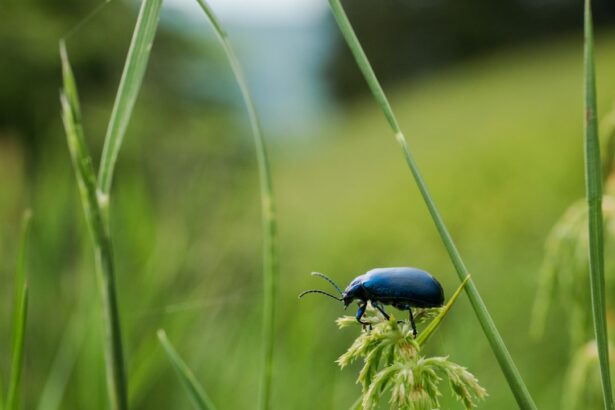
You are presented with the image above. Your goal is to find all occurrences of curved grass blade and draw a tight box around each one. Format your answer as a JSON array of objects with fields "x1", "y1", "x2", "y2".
[
  {"x1": 157, "y1": 330, "x2": 217, "y2": 410},
  {"x1": 60, "y1": 42, "x2": 127, "y2": 410},
  {"x1": 583, "y1": 1, "x2": 614, "y2": 408},
  {"x1": 193, "y1": 2, "x2": 279, "y2": 409},
  {"x1": 6, "y1": 210, "x2": 32, "y2": 410},
  {"x1": 98, "y1": 0, "x2": 163, "y2": 195},
  {"x1": 417, "y1": 276, "x2": 470, "y2": 346},
  {"x1": 327, "y1": 1, "x2": 536, "y2": 408}
]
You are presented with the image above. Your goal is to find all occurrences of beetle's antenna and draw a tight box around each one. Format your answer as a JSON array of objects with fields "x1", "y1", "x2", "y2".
[
  {"x1": 298, "y1": 289, "x2": 342, "y2": 301},
  {"x1": 311, "y1": 272, "x2": 343, "y2": 295}
]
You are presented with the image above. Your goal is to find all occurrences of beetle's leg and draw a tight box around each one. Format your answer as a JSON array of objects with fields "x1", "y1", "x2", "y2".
[
  {"x1": 372, "y1": 301, "x2": 390, "y2": 321},
  {"x1": 356, "y1": 303, "x2": 369, "y2": 326},
  {"x1": 409, "y1": 308, "x2": 417, "y2": 338},
  {"x1": 394, "y1": 303, "x2": 408, "y2": 324}
]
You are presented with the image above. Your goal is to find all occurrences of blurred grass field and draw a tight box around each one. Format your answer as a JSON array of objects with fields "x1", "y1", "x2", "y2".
[{"x1": 1, "y1": 29, "x2": 615, "y2": 409}]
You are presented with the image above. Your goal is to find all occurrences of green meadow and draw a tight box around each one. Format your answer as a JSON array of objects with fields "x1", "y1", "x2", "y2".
[{"x1": 1, "y1": 10, "x2": 615, "y2": 407}]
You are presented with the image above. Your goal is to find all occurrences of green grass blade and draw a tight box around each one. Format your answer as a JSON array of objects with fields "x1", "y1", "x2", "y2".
[
  {"x1": 417, "y1": 276, "x2": 470, "y2": 346},
  {"x1": 98, "y1": 0, "x2": 163, "y2": 195},
  {"x1": 5, "y1": 210, "x2": 32, "y2": 410},
  {"x1": 327, "y1": 1, "x2": 536, "y2": 408},
  {"x1": 60, "y1": 42, "x2": 128, "y2": 410},
  {"x1": 193, "y1": 2, "x2": 278, "y2": 409},
  {"x1": 583, "y1": 1, "x2": 614, "y2": 408},
  {"x1": 157, "y1": 330, "x2": 217, "y2": 410}
]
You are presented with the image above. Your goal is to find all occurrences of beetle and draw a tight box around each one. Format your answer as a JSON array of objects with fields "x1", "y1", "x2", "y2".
[{"x1": 299, "y1": 267, "x2": 444, "y2": 337}]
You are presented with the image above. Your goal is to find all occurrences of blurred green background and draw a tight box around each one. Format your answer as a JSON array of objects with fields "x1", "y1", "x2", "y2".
[{"x1": 2, "y1": 0, "x2": 615, "y2": 408}]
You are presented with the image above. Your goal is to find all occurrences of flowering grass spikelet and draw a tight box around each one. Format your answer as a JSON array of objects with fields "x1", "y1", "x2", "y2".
[{"x1": 338, "y1": 303, "x2": 486, "y2": 409}]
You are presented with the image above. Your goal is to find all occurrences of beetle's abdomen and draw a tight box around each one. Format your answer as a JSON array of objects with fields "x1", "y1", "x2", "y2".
[{"x1": 361, "y1": 267, "x2": 444, "y2": 307}]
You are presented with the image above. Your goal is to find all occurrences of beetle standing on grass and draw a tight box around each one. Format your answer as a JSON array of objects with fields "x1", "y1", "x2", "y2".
[{"x1": 299, "y1": 267, "x2": 445, "y2": 337}]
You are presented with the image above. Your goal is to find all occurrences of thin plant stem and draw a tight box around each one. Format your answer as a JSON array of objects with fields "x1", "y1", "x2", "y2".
[
  {"x1": 60, "y1": 41, "x2": 127, "y2": 410},
  {"x1": 6, "y1": 211, "x2": 31, "y2": 410},
  {"x1": 583, "y1": 1, "x2": 614, "y2": 408},
  {"x1": 157, "y1": 330, "x2": 217, "y2": 410},
  {"x1": 60, "y1": 0, "x2": 162, "y2": 408},
  {"x1": 327, "y1": 1, "x2": 536, "y2": 408},
  {"x1": 417, "y1": 276, "x2": 470, "y2": 346},
  {"x1": 194, "y1": 2, "x2": 278, "y2": 409}
]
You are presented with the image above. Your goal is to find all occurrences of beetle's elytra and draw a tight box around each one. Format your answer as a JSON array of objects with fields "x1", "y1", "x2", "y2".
[{"x1": 299, "y1": 267, "x2": 444, "y2": 337}]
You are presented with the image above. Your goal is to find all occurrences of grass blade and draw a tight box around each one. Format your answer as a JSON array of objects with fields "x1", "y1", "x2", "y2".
[
  {"x1": 417, "y1": 276, "x2": 470, "y2": 346},
  {"x1": 60, "y1": 42, "x2": 128, "y2": 410},
  {"x1": 157, "y1": 330, "x2": 217, "y2": 410},
  {"x1": 327, "y1": 1, "x2": 537, "y2": 408},
  {"x1": 583, "y1": 1, "x2": 614, "y2": 408},
  {"x1": 6, "y1": 211, "x2": 31, "y2": 410},
  {"x1": 98, "y1": 0, "x2": 163, "y2": 195},
  {"x1": 193, "y1": 2, "x2": 278, "y2": 409}
]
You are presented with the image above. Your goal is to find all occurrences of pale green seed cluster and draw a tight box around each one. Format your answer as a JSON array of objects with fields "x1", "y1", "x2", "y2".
[{"x1": 337, "y1": 310, "x2": 487, "y2": 409}]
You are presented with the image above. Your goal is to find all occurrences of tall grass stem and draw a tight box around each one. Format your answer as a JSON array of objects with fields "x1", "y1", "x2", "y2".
[
  {"x1": 583, "y1": 1, "x2": 614, "y2": 408},
  {"x1": 61, "y1": 42, "x2": 122, "y2": 410},
  {"x1": 327, "y1": 1, "x2": 536, "y2": 408},
  {"x1": 194, "y1": 2, "x2": 278, "y2": 409},
  {"x1": 61, "y1": 1, "x2": 162, "y2": 407},
  {"x1": 6, "y1": 210, "x2": 31, "y2": 410},
  {"x1": 157, "y1": 330, "x2": 217, "y2": 410}
]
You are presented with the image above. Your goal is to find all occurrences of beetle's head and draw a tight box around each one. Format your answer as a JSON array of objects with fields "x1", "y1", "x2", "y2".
[
  {"x1": 341, "y1": 280, "x2": 364, "y2": 309},
  {"x1": 342, "y1": 295, "x2": 355, "y2": 309}
]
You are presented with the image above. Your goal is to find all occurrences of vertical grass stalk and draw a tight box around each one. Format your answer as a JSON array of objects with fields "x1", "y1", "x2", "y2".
[
  {"x1": 6, "y1": 210, "x2": 31, "y2": 410},
  {"x1": 194, "y1": 2, "x2": 278, "y2": 409},
  {"x1": 157, "y1": 330, "x2": 217, "y2": 410},
  {"x1": 327, "y1": 1, "x2": 536, "y2": 408},
  {"x1": 60, "y1": 42, "x2": 128, "y2": 410},
  {"x1": 60, "y1": 0, "x2": 161, "y2": 408},
  {"x1": 583, "y1": 1, "x2": 614, "y2": 408}
]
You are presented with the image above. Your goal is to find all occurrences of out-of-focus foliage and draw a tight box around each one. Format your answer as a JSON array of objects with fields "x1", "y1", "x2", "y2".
[
  {"x1": 1, "y1": 1, "x2": 615, "y2": 406},
  {"x1": 530, "y1": 106, "x2": 615, "y2": 409},
  {"x1": 1, "y1": 1, "x2": 253, "y2": 409},
  {"x1": 0, "y1": 0, "x2": 217, "y2": 164},
  {"x1": 326, "y1": 0, "x2": 615, "y2": 100},
  {"x1": 562, "y1": 340, "x2": 615, "y2": 410}
]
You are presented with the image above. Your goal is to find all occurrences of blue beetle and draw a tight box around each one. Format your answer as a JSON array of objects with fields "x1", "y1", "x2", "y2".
[{"x1": 299, "y1": 267, "x2": 444, "y2": 337}]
